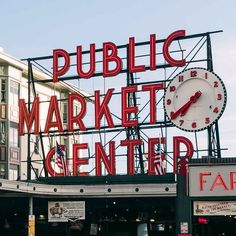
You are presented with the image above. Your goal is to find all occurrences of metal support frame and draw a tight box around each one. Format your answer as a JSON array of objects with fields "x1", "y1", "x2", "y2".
[
  {"x1": 127, "y1": 71, "x2": 144, "y2": 174},
  {"x1": 24, "y1": 30, "x2": 223, "y2": 178},
  {"x1": 206, "y1": 34, "x2": 222, "y2": 158},
  {"x1": 27, "y1": 60, "x2": 48, "y2": 180}
]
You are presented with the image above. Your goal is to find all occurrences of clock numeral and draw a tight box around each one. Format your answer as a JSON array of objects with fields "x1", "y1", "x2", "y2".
[
  {"x1": 170, "y1": 86, "x2": 176, "y2": 92},
  {"x1": 205, "y1": 117, "x2": 210, "y2": 124},
  {"x1": 190, "y1": 70, "x2": 197, "y2": 77},
  {"x1": 179, "y1": 120, "x2": 184, "y2": 126},
  {"x1": 217, "y1": 94, "x2": 222, "y2": 100},
  {"x1": 213, "y1": 107, "x2": 219, "y2": 113},
  {"x1": 179, "y1": 75, "x2": 184, "y2": 82},
  {"x1": 192, "y1": 122, "x2": 197, "y2": 128},
  {"x1": 204, "y1": 72, "x2": 208, "y2": 79},
  {"x1": 214, "y1": 81, "x2": 219, "y2": 88},
  {"x1": 166, "y1": 99, "x2": 171, "y2": 105}
]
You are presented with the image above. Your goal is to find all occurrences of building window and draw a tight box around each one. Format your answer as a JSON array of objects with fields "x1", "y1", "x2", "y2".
[
  {"x1": 0, "y1": 79, "x2": 6, "y2": 103},
  {"x1": 34, "y1": 136, "x2": 40, "y2": 154},
  {"x1": 9, "y1": 125, "x2": 18, "y2": 147},
  {"x1": 0, "y1": 163, "x2": 6, "y2": 179},
  {"x1": 31, "y1": 168, "x2": 39, "y2": 180},
  {"x1": 30, "y1": 135, "x2": 39, "y2": 154},
  {"x1": 10, "y1": 81, "x2": 19, "y2": 106},
  {"x1": 0, "y1": 66, "x2": 7, "y2": 76},
  {"x1": 63, "y1": 102, "x2": 67, "y2": 123},
  {"x1": 9, "y1": 164, "x2": 19, "y2": 180},
  {"x1": 0, "y1": 104, "x2": 6, "y2": 119},
  {"x1": 0, "y1": 146, "x2": 6, "y2": 161},
  {"x1": 10, "y1": 147, "x2": 19, "y2": 164},
  {"x1": 0, "y1": 121, "x2": 6, "y2": 145}
]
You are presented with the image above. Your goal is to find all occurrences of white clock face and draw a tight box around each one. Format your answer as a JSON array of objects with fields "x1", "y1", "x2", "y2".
[{"x1": 164, "y1": 68, "x2": 227, "y2": 132}]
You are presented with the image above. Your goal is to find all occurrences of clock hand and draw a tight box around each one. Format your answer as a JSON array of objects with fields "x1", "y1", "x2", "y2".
[
  {"x1": 170, "y1": 91, "x2": 202, "y2": 120},
  {"x1": 180, "y1": 91, "x2": 202, "y2": 116}
]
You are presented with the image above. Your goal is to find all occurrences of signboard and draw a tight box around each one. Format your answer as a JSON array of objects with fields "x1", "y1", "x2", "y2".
[
  {"x1": 18, "y1": 30, "x2": 205, "y2": 178},
  {"x1": 194, "y1": 201, "x2": 236, "y2": 216},
  {"x1": 48, "y1": 201, "x2": 85, "y2": 222},
  {"x1": 180, "y1": 222, "x2": 189, "y2": 233},
  {"x1": 189, "y1": 165, "x2": 236, "y2": 197},
  {"x1": 18, "y1": 30, "x2": 226, "y2": 181},
  {"x1": 28, "y1": 215, "x2": 35, "y2": 236}
]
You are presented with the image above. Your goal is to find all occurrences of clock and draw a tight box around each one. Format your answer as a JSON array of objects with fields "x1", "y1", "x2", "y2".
[{"x1": 164, "y1": 68, "x2": 227, "y2": 132}]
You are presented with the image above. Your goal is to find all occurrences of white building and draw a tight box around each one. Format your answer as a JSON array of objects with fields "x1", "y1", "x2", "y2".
[{"x1": 0, "y1": 49, "x2": 91, "y2": 180}]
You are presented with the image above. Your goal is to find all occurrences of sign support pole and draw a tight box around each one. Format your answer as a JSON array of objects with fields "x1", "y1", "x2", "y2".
[
  {"x1": 176, "y1": 165, "x2": 192, "y2": 235},
  {"x1": 28, "y1": 197, "x2": 35, "y2": 236},
  {"x1": 29, "y1": 196, "x2": 33, "y2": 215}
]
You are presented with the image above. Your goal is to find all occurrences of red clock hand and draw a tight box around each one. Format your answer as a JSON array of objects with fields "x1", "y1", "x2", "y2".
[
  {"x1": 170, "y1": 91, "x2": 202, "y2": 120},
  {"x1": 180, "y1": 91, "x2": 202, "y2": 116}
]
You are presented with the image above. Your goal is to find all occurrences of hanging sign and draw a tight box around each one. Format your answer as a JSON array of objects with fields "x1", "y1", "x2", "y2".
[
  {"x1": 48, "y1": 201, "x2": 85, "y2": 222},
  {"x1": 194, "y1": 201, "x2": 236, "y2": 216}
]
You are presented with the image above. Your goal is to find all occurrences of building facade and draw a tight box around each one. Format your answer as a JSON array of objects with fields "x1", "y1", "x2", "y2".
[{"x1": 0, "y1": 49, "x2": 91, "y2": 180}]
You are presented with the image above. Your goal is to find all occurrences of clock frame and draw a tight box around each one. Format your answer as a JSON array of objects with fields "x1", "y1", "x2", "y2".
[{"x1": 163, "y1": 68, "x2": 227, "y2": 132}]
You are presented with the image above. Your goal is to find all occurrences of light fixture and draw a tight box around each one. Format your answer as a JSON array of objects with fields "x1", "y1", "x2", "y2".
[
  {"x1": 136, "y1": 217, "x2": 141, "y2": 222},
  {"x1": 150, "y1": 218, "x2": 155, "y2": 222},
  {"x1": 39, "y1": 214, "x2": 46, "y2": 220}
]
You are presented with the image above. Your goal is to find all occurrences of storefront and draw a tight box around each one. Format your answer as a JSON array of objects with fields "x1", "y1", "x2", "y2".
[
  {"x1": 189, "y1": 158, "x2": 236, "y2": 236},
  {"x1": 0, "y1": 175, "x2": 176, "y2": 236},
  {"x1": 0, "y1": 29, "x2": 231, "y2": 236}
]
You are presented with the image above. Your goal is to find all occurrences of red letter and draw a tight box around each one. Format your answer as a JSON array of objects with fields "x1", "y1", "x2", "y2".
[
  {"x1": 120, "y1": 139, "x2": 142, "y2": 175},
  {"x1": 77, "y1": 44, "x2": 95, "y2": 79},
  {"x1": 163, "y1": 30, "x2": 186, "y2": 67},
  {"x1": 122, "y1": 86, "x2": 138, "y2": 127},
  {"x1": 73, "y1": 143, "x2": 89, "y2": 176},
  {"x1": 45, "y1": 146, "x2": 66, "y2": 177},
  {"x1": 211, "y1": 174, "x2": 228, "y2": 191},
  {"x1": 95, "y1": 88, "x2": 114, "y2": 129},
  {"x1": 95, "y1": 141, "x2": 116, "y2": 176},
  {"x1": 199, "y1": 172, "x2": 211, "y2": 191},
  {"x1": 148, "y1": 137, "x2": 165, "y2": 175},
  {"x1": 142, "y1": 83, "x2": 164, "y2": 124},
  {"x1": 129, "y1": 37, "x2": 146, "y2": 73},
  {"x1": 18, "y1": 97, "x2": 39, "y2": 135},
  {"x1": 53, "y1": 49, "x2": 70, "y2": 82},
  {"x1": 103, "y1": 42, "x2": 122, "y2": 77},
  {"x1": 173, "y1": 136, "x2": 193, "y2": 174},
  {"x1": 150, "y1": 34, "x2": 156, "y2": 70},
  {"x1": 68, "y1": 94, "x2": 87, "y2": 131},
  {"x1": 44, "y1": 96, "x2": 63, "y2": 133},
  {"x1": 230, "y1": 172, "x2": 236, "y2": 190}
]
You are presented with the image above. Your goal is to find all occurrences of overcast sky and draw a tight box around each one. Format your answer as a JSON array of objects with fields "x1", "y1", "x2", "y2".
[{"x1": 0, "y1": 0, "x2": 235, "y2": 158}]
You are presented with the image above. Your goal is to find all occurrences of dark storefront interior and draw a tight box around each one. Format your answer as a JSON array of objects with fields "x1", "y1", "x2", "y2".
[
  {"x1": 193, "y1": 215, "x2": 236, "y2": 236},
  {"x1": 0, "y1": 196, "x2": 175, "y2": 236},
  {"x1": 1, "y1": 194, "x2": 236, "y2": 235}
]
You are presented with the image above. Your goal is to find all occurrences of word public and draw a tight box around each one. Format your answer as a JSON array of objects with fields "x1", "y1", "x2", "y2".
[{"x1": 53, "y1": 30, "x2": 186, "y2": 82}]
